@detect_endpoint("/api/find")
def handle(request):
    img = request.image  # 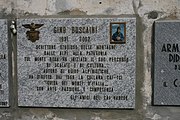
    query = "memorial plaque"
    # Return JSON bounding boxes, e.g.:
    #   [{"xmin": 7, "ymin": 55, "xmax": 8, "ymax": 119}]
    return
[
  {"xmin": 17, "ymin": 17, "xmax": 136, "ymax": 108},
  {"xmin": 154, "ymin": 21, "xmax": 180, "ymax": 105},
  {"xmin": 0, "ymin": 19, "xmax": 9, "ymax": 107}
]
